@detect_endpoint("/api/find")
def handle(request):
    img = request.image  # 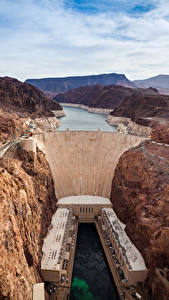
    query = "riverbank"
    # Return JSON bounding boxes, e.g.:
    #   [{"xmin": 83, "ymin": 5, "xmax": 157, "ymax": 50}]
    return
[
  {"xmin": 107, "ymin": 115, "xmax": 152, "ymax": 138},
  {"xmin": 52, "ymin": 109, "xmax": 65, "ymax": 117},
  {"xmin": 60, "ymin": 103, "xmax": 113, "ymax": 115}
]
